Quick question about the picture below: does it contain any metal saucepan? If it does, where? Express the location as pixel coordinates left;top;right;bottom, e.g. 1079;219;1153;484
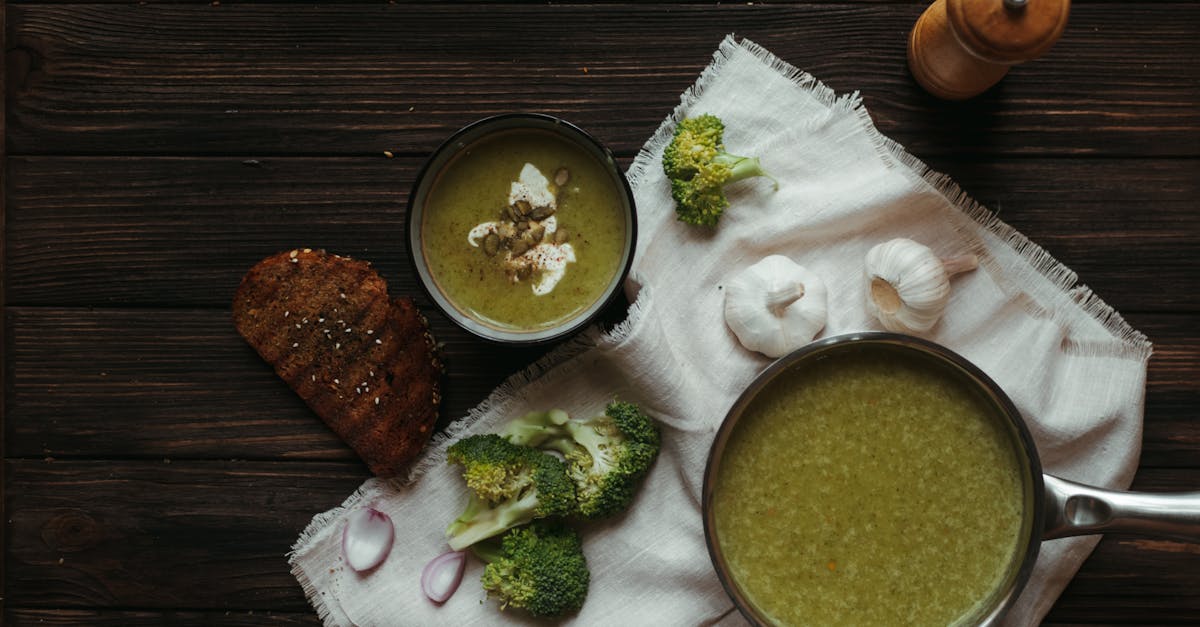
702;332;1200;626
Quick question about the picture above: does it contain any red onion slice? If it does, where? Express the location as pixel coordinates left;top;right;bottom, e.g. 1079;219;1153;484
342;506;395;572
421;550;467;604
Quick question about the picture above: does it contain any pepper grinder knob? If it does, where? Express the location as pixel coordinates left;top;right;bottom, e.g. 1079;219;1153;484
907;0;1071;100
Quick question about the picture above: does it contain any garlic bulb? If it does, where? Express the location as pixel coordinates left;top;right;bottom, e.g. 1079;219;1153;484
724;255;828;358
864;238;978;334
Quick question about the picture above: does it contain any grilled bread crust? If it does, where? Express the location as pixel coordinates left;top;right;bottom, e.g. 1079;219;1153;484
232;248;442;476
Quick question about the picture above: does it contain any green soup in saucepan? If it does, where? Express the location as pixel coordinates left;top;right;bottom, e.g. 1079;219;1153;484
712;348;1027;626
421;129;627;331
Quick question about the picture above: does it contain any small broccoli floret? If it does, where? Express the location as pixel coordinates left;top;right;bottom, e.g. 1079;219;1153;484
478;521;590;618
501;402;661;520
662;113;776;227
564;402;661;519
445;434;576;551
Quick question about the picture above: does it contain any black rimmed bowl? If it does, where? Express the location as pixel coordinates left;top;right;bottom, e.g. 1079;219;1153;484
703;332;1200;626
407;114;637;345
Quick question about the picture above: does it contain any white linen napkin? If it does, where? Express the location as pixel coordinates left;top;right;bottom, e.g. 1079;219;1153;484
289;36;1151;626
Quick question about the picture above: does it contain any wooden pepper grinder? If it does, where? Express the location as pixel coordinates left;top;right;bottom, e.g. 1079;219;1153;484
908;0;1071;100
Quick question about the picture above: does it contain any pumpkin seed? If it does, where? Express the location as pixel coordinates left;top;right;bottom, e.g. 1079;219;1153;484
515;200;532;217
511;240;529;255
555;167;570;187
529;205;555;220
517;220;529;232
483;232;501;256
555;229;570;244
529;224;546;243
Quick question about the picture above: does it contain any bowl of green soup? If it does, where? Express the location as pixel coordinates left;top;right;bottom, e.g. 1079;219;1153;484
703;332;1200;626
408;114;636;344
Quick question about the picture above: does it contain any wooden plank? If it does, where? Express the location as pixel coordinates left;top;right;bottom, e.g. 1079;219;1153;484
4;459;1198;619
4;308;1196;466
1132;314;1200;469
5;609;318;626
2;0;10;616
5;156;429;309
5;4;1198;158
1048;594;1200;626
6;156;1198;310
3;305;560;462
1142;390;1200;469
3;460;364;609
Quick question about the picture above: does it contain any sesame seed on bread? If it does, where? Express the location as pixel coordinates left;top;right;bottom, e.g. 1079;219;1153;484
232;248;442;477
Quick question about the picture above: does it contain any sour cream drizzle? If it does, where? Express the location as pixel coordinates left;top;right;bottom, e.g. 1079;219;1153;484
467;164;576;296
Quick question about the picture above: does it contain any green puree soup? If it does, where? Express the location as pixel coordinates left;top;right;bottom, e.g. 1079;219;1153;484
713;349;1026;626
421;129;626;331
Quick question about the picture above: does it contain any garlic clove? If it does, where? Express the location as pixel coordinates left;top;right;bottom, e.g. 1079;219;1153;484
725;255;828;358
864;238;978;334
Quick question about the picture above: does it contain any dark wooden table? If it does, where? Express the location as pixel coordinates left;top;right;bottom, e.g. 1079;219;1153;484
2;1;1197;625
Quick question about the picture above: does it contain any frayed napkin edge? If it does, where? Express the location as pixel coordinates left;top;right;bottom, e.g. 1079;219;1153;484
626;34;1152;364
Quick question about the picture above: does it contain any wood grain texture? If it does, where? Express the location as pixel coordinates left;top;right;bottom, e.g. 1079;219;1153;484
3;305;560;461
6;3;1199;158
4;460;1197;618
6;156;1198;310
3;460;363;609
5;609;318;626
0;0;8;620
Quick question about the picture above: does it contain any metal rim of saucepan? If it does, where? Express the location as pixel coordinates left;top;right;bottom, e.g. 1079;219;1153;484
701;331;1047;627
406;113;638;345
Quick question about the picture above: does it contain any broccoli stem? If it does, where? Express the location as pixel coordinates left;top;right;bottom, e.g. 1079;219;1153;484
714;152;779;189
446;490;541;551
500;409;570;448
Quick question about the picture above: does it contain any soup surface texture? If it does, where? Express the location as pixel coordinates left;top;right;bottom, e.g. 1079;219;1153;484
712;348;1026;626
421;129;626;331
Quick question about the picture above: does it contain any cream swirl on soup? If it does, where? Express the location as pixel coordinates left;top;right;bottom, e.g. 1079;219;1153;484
467;163;576;296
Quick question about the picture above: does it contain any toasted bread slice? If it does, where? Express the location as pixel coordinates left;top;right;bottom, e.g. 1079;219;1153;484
232;248;442;476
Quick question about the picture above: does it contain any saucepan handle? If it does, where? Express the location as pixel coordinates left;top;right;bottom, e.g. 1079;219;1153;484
1042;474;1200;542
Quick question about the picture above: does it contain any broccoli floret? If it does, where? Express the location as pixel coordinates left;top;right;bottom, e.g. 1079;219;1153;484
478;521;590;618
662;113;776;227
445;434;576;551
501;402;661;520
